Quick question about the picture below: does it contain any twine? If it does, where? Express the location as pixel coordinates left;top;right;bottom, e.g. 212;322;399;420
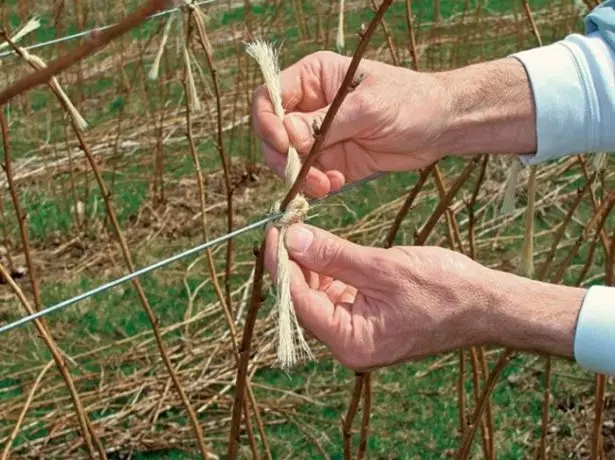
148;1;209;113
0;17;41;55
336;0;346;53
500;157;521;216
148;12;176;80
245;40;314;370
20;49;89;132
1;18;88;131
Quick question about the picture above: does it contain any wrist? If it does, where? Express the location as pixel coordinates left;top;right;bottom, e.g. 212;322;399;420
483;270;585;358
433;58;537;157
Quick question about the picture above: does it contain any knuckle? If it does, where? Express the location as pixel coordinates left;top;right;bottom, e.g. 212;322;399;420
336;349;370;371
252;83;267;107
352;91;378;119
314;50;338;62
313;238;345;271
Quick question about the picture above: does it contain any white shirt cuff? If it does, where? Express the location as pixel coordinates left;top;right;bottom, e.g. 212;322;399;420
573;285;615;376
511;32;615;165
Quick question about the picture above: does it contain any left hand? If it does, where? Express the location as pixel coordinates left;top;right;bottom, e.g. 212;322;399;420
264;223;494;371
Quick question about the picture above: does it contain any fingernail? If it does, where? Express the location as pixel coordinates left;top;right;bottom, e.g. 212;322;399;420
274;162;285;178
285;225;313;254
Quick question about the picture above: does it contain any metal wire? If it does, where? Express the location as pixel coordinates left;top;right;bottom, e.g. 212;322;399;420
0;172;386;335
0;0;220;58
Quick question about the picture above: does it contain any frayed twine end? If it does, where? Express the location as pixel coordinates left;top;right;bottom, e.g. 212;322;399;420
500;158;521;216
21;49;88;131
336;0;345;53
246;39;313;370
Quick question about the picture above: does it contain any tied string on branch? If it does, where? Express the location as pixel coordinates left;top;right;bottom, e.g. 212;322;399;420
245;40;314;370
1;18;88;131
149;0;214;115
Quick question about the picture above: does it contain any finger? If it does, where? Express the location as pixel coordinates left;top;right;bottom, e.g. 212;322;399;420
284;223;385;288
253;52;337;155
264;226;355;355
284;97;364;155
325;170;345;192
290;261;355;356
261;143;332;198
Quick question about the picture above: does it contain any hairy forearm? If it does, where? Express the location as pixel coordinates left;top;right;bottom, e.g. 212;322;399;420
484;269;585;358
434;57;537;157
432;28;615;161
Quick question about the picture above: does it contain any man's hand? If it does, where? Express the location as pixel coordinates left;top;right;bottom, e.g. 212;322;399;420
253;51;536;198
253;51;451;197
265;223;494;370
264;224;585;370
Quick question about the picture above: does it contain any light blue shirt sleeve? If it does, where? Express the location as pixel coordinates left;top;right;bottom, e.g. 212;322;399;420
510;0;615;165
510;3;615;377
586;0;615;51
573;286;615;376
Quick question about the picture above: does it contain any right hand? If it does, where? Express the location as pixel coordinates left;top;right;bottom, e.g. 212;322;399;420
264;223;495;370
252;51;453;198
263;223;584;370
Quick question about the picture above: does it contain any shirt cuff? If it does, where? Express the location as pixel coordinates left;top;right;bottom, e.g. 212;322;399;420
573;285;615;376
511;32;615;165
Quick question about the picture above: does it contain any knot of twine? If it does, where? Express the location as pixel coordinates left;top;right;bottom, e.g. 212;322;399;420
273;194;309;227
246;40;314;370
3;18;89;132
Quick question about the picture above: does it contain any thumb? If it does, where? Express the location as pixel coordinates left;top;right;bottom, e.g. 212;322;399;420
284;97;363;154
284;223;379;287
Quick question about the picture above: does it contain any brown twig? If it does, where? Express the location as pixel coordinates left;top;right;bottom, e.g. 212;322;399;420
10;43;214;458
405;0;420;71
227;246;267;459
578;157;611;259
551;196;615;284
457;350;467;436
593;374;607;459
522;0;543;46
243;397;261;460
467;155;489;260
538;356;553;460
343;373;365;460
0;111;103;460
469;347;491;459
0;262;100;459
227;4;393;457
75;136;210;458
607;226;615;287
384;164;435;247
433;167;462;251
191;6;235;314
537;181;592;281
477;347;494;457
280;0;394;211
357;373;372;460
0;172;13;269
184;72;271;460
456;350;515;460
372;0;400;66
575;230;601;286
465;155;494;460
414;157;480;245
1;360;54;460
0;0;172;105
